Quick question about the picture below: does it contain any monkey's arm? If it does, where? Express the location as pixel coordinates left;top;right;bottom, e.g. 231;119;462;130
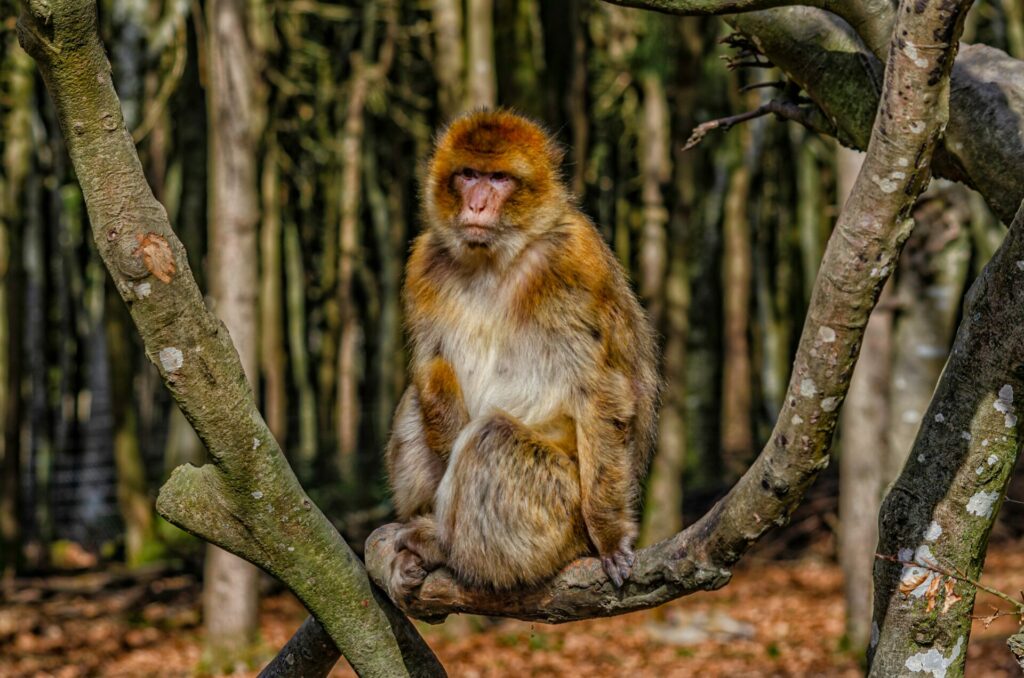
387;357;469;520
575;373;641;587
412;356;469;459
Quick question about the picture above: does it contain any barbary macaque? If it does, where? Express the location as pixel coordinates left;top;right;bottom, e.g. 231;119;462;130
386;110;659;597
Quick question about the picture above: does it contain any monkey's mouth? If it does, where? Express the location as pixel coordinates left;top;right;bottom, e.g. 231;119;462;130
461;224;494;245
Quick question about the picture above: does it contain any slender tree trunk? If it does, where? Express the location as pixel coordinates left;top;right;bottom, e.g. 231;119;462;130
887;185;971;476
431;0;465;118
466;0;497;108
835;147;890;652
638;68;681;545
720;132;754;479
107;287;161;566
261;141;287;444
0;40;32;578
204;0;262;666
284;218;317;478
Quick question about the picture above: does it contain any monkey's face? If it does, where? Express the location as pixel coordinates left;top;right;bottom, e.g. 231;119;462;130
425;110;567;259
451;168;518;245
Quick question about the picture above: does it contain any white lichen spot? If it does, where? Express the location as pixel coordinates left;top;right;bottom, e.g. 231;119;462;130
820;397;839;412
817;326;837;343
954;142;964;151
924;521;942;542
975;464;984;475
791;414;804;425
800;378;817;398
158;347;184;373
902;409;922;424
909;120;927;134
903;43;929;69
966;491;999;518
287;546;295;552
960;431;972;441
1017;260;1024;271
135;282;152;299
871;174;900;193
870;621;880;650
252;437;262;450
918;454;927;463
905;636;964;678
934;413;946;423
251;490;264;500
994;384;1016;428
897;157;910;168
987;454;999;466
982;438;990;447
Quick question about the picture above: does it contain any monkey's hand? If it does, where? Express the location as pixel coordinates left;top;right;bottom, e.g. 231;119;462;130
599;533;637;589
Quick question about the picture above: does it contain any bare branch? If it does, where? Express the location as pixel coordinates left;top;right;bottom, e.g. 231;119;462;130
682;98;835;151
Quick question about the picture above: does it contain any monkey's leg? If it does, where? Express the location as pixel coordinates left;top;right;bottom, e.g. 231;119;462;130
389;515;446;601
434;413;590;590
386;387;446;520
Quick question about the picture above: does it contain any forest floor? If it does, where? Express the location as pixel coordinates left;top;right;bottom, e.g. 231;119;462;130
2;544;1023;677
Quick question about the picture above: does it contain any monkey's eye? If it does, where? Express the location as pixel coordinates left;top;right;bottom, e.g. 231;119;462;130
459;168;480;180
490;171;512;183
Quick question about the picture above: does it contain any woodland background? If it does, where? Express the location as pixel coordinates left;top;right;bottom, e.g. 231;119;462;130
3;0;1024;675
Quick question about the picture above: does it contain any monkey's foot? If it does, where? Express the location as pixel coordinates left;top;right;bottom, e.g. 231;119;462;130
390;548;429;602
600;543;636;589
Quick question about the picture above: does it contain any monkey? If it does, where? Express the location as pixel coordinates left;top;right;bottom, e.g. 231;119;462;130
385;109;660;598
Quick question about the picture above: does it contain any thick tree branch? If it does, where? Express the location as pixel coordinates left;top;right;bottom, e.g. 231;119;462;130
602;0;896;58
869;201;1024;674
14;1;442;676
367;0;970;624
730;8;1024;226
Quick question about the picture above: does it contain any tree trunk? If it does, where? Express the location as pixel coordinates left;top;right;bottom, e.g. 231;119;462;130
204;0;262;666
887;185;971;476
0;39;32;578
720;131;754;479
431;0;465;118
834;146;890;653
466;0;497;108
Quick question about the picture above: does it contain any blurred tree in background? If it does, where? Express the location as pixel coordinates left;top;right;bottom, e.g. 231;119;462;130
1;0;1023;670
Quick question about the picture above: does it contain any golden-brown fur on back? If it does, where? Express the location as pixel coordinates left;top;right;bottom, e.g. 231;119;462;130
386;110;660;595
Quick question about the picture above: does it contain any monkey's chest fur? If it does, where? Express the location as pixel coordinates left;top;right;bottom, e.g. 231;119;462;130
434;280;586;435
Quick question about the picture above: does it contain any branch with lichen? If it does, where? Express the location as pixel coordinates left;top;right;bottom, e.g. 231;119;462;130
365;0;971;626
869;198;1024;674
13;1;441;676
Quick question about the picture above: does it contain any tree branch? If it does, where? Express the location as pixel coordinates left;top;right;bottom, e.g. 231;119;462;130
14;1;442;676
869;202;1024;673
366;0;970;625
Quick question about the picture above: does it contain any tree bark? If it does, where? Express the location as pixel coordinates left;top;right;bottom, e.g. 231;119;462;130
0;38;32;579
720;130;754;479
887;185;971;476
203;0;262;665
14;0;443;675
466;0;497;108
834;147;890;653
870;201;1024;677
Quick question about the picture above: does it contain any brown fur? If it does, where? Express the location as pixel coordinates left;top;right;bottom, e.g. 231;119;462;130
386;110;660;597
